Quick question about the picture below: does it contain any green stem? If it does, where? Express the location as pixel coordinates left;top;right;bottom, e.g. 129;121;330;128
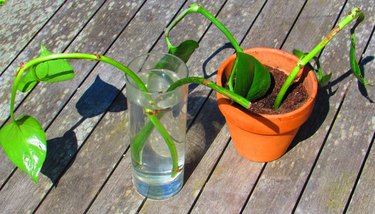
274;7;364;109
11;53;145;121
148;114;179;177
168;76;251;109
165;3;243;53
131;76;251;168
10;53;180;176
165;3;244;93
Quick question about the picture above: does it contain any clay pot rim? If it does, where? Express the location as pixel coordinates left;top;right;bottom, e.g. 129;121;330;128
216;47;318;119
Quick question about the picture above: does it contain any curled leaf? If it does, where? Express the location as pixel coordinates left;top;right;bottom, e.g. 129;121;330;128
168;39;199;63
232;52;270;101
350;33;368;86
18;44;75;92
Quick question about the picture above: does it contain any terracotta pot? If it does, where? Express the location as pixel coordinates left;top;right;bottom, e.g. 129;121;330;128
216;47;318;162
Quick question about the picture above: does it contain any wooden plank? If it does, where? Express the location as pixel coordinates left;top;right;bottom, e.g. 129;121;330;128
190;141;262;214
295;31;375;212
243;0;374;213
0;0;147;213
346;34;375;213
0;0;65;73
0;0;108;188
347;141;375;211
348;138;375;212
33;1;190;213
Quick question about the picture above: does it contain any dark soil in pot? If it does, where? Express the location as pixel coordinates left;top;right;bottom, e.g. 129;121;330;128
230;67;309;115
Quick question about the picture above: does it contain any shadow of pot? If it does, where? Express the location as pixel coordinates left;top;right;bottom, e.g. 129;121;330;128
216;47;318;162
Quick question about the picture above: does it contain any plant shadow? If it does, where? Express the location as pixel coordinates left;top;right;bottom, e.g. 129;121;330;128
288;55;374;151
183;43;234;180
41;75;126;185
184;95;225;181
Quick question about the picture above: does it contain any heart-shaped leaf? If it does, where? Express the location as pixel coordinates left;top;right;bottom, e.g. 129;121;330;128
0;116;47;183
168;39;199;63
18;44;75;92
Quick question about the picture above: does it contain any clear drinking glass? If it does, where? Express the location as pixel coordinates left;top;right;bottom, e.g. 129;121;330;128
126;53;188;199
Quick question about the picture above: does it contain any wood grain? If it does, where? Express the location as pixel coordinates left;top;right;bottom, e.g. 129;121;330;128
0;0;65;73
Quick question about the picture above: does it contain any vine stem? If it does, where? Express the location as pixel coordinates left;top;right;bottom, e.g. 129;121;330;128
165;3;244;94
165;3;243;53
274;7;365;109
168;77;251;109
10;52;180;176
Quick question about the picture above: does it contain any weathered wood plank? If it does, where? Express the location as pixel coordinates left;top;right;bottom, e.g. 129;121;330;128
345;34;375;213
0;0;146;213
348;137;375;212
190;141;262;214
33;0;189;213
0;0;107;188
295;28;375;212
243;0;374;213
0;0;65;74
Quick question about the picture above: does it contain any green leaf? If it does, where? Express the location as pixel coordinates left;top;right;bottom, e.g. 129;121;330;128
18;45;75;92
168;40;199;63
0;116;47;183
292;49;305;58
232;52;271;100
350;33;368;85
319;70;332;87
233;52;255;97
245;55;271;101
293;49;332;87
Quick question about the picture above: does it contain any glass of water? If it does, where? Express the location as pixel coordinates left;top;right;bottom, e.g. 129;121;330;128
126;52;188;199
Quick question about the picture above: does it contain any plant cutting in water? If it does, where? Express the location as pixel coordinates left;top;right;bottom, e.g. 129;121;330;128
0;3;367;183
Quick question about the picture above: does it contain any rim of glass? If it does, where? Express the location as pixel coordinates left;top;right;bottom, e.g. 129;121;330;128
125;52;189;95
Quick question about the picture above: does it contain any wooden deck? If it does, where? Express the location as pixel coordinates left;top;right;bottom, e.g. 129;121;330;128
0;0;374;213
